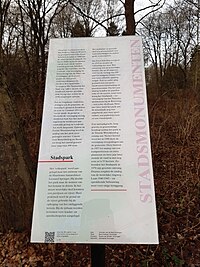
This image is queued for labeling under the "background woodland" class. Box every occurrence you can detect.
[0,0,199,266]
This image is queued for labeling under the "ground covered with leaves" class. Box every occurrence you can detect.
[0,91,199,266]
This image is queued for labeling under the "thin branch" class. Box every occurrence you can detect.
[68,0,108,32]
[91,13,124,31]
[183,0,199,8]
[135,0,165,15]
[136,0,166,27]
[118,0,125,6]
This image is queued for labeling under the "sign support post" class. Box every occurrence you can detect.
[91,244,105,267]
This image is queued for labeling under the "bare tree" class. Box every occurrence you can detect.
[17,0,68,91]
[122,0,166,35]
[0,0,10,58]
[140,1,197,92]
[183,0,200,91]
[0,0,34,232]
[50,4,75,38]
[68,0,108,35]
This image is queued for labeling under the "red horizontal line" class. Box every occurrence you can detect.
[91,189,127,192]
[38,160,73,163]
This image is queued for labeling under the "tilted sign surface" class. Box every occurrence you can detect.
[31,36,158,244]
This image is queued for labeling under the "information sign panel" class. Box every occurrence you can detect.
[31,36,158,244]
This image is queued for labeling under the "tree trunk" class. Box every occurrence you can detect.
[125,0,135,35]
[0,68,34,232]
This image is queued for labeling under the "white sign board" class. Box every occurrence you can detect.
[31,36,158,244]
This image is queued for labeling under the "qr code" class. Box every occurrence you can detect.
[45,232,55,243]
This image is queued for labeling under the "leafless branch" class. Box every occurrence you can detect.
[118,0,125,6]
[135,0,165,15]
[68,0,109,32]
[181,0,199,8]
[136,0,166,26]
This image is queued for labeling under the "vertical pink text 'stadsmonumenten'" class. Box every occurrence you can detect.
[131,39,153,204]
